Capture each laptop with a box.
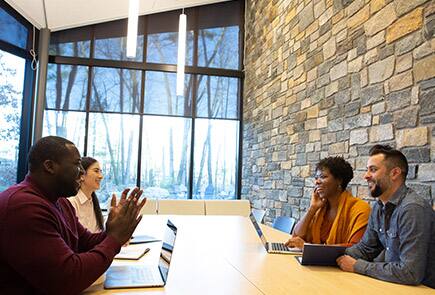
[104,220,177,289]
[130,234,161,245]
[295,243,347,266]
[249,213,302,254]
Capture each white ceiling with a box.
[5,0,229,31]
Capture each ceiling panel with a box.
[5,0,229,31]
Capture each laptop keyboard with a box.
[271,242,290,252]
[123,265,163,285]
[133,267,160,282]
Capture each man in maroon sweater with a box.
[0,136,146,294]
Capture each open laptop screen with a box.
[249,213,268,248]
[159,220,177,282]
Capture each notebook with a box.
[114,245,150,260]
[104,220,177,289]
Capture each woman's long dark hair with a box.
[81,157,105,231]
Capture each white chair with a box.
[140,198,158,215]
[205,200,250,216]
[158,199,205,215]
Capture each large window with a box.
[44,0,243,203]
[0,6,28,49]
[193,119,239,199]
[0,1,36,190]
[141,116,192,199]
[0,50,25,190]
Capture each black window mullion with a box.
[0,40,30,59]
[236,78,243,200]
[188,74,198,199]
[137,71,145,188]
[16,59,36,182]
[48,55,243,78]
[187,7,199,199]
[83,26,95,156]
[137,17,147,188]
[236,0,245,199]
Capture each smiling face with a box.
[82,161,103,193]
[364,153,392,199]
[54,144,84,197]
[314,168,342,199]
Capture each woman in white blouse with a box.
[68,157,104,233]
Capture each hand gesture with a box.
[105,188,146,245]
[337,255,356,272]
[285,236,305,249]
[310,188,326,211]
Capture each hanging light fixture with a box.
[176,10,187,96]
[126,0,139,58]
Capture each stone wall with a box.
[242,0,435,224]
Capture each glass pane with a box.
[198,26,239,70]
[144,71,192,116]
[94,18,145,62]
[94,36,143,62]
[141,116,191,199]
[42,110,86,154]
[87,113,139,207]
[0,50,25,190]
[0,7,27,49]
[146,31,193,65]
[49,41,90,58]
[91,67,141,113]
[196,75,238,119]
[146,10,194,66]
[193,119,238,199]
[45,64,88,111]
[50,27,91,58]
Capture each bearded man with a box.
[337,144,434,288]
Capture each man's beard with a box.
[370,183,383,198]
[57,175,81,197]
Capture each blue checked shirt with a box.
[345,184,435,288]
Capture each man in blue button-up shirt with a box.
[337,145,434,288]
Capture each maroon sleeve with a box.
[59,198,109,252]
[2,196,121,295]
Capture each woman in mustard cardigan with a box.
[285,157,370,249]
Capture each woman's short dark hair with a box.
[81,156,104,231]
[315,156,354,190]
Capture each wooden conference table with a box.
[84,215,433,295]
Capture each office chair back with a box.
[272,216,296,234]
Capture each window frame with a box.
[0,0,38,183]
[43,0,245,200]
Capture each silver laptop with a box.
[249,213,302,254]
[104,220,177,289]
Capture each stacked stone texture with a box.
[242,0,435,224]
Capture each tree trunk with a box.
[92,80,119,183]
[194,136,208,196]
